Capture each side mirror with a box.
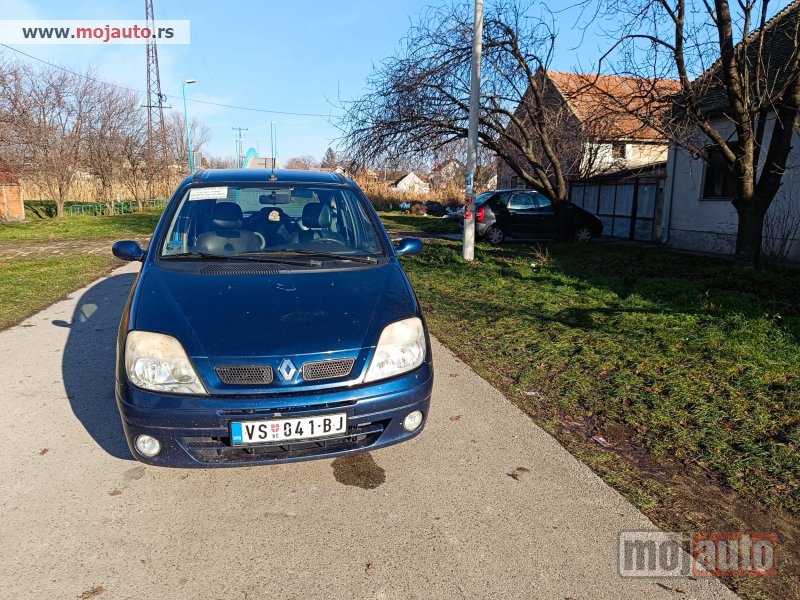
[112,240,145,262]
[393,237,423,256]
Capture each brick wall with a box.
[0,184,24,221]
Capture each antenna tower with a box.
[144,0,168,164]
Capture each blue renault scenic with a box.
[112,169,433,467]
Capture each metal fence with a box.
[64,198,167,216]
[569,179,662,242]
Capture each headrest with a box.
[316,189,335,204]
[301,203,331,229]
[211,202,243,229]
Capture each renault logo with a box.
[277,358,298,382]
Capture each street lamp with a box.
[182,79,197,173]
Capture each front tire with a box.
[484,225,505,245]
[573,226,592,243]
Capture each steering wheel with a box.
[254,232,266,250]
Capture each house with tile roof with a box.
[661,0,800,261]
[497,70,679,241]
[431,159,464,190]
[498,70,679,189]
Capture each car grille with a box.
[200,264,280,275]
[215,365,274,385]
[302,358,356,381]
[219,400,355,416]
[179,420,387,464]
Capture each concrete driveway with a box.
[0,263,736,599]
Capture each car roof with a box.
[184,168,348,186]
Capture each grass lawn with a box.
[400,239,800,599]
[0,211,161,329]
[0,210,161,242]
[0,210,796,595]
[378,211,461,235]
[0,255,123,330]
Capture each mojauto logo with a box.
[0,20,190,44]
[619,531,777,577]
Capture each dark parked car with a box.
[423,200,448,217]
[112,169,433,467]
[468,189,603,244]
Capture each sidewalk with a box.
[0,263,737,599]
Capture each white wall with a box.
[581,141,669,176]
[663,115,800,261]
[629,143,669,167]
[393,173,430,193]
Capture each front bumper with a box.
[115,368,433,467]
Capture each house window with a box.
[611,143,626,160]
[703,145,739,199]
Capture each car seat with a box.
[299,202,342,244]
[195,202,264,254]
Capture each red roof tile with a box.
[0,167,19,185]
[547,71,681,141]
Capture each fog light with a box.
[403,410,424,432]
[135,434,162,457]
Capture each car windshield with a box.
[160,184,385,259]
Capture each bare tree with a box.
[87,86,146,214]
[163,110,211,173]
[118,122,151,209]
[0,62,98,217]
[340,0,610,202]
[0,53,217,211]
[432,139,497,188]
[0,56,20,161]
[203,155,236,169]
[597,0,800,265]
[285,155,320,169]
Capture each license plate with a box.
[230,413,347,445]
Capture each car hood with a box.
[133,262,415,360]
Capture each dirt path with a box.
[0,238,149,260]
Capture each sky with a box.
[1,0,612,162]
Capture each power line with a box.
[170,0,222,99]
[0,44,337,119]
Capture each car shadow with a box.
[57,271,137,460]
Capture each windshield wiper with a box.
[160,251,232,260]
[255,249,378,264]
[160,251,321,267]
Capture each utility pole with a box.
[232,126,248,168]
[462,0,484,262]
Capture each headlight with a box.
[124,331,206,394]
[364,317,426,382]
